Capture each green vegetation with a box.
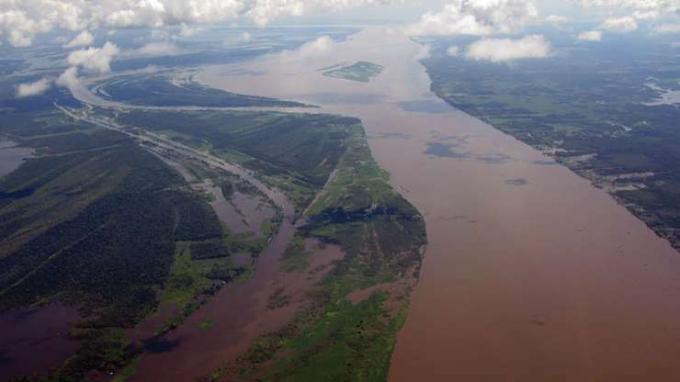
[2,66,425,381]
[93,74,305,108]
[280,236,311,272]
[322,61,384,83]
[110,356,141,382]
[207,117,426,382]
[198,319,215,330]
[0,120,182,325]
[119,110,360,211]
[0,109,239,381]
[267,293,406,382]
[161,244,213,308]
[421,35,680,249]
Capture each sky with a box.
[1,0,678,48]
[3,0,679,97]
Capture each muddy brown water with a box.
[195,28,680,380]
[129,210,303,382]
[128,137,301,381]
[129,233,341,382]
[0,303,80,381]
[1,143,75,381]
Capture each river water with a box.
[196,28,680,380]
[0,303,80,381]
[0,139,33,178]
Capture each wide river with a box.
[198,28,680,380]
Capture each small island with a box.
[322,61,384,83]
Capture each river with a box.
[0,139,33,178]
[196,28,680,380]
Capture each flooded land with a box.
[196,28,680,380]
[0,303,80,381]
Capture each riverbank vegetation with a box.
[205,119,426,382]
[93,74,305,108]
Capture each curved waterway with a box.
[196,28,680,380]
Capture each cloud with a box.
[546,15,568,25]
[64,30,94,48]
[178,23,199,37]
[577,0,679,19]
[283,35,335,59]
[247,0,305,27]
[0,1,84,47]
[465,34,551,62]
[56,67,80,90]
[131,41,182,56]
[0,0,398,47]
[415,44,432,60]
[599,16,638,32]
[406,0,539,36]
[654,23,680,34]
[16,78,52,97]
[246,0,393,27]
[578,30,603,41]
[67,42,120,73]
[446,45,460,56]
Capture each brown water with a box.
[197,28,680,380]
[129,209,300,382]
[0,303,80,381]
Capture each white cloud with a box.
[178,23,199,37]
[654,23,680,34]
[406,0,539,36]
[246,0,393,27]
[415,44,432,60]
[64,30,94,48]
[0,0,398,47]
[56,66,80,90]
[578,30,603,41]
[446,45,460,56]
[599,16,638,32]
[546,15,568,25]
[283,35,335,59]
[67,42,120,73]
[577,0,679,19]
[247,0,305,27]
[465,34,551,62]
[0,1,85,47]
[131,41,182,56]
[16,78,52,97]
